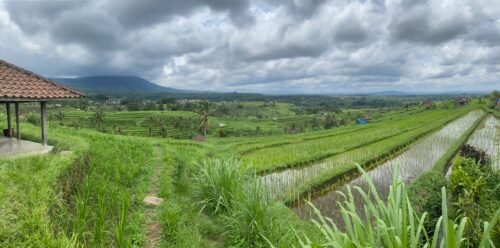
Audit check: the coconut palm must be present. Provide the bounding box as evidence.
[92,109,105,129]
[199,111,209,136]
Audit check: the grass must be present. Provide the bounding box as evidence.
[52,133,155,247]
[0,154,81,247]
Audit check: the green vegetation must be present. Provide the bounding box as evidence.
[1,94,498,247]
[242,108,467,172]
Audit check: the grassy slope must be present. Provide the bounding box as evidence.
[0,116,157,247]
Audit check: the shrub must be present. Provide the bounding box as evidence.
[26,112,40,125]
[194,158,246,215]
[408,171,447,234]
[459,144,490,166]
[450,156,500,246]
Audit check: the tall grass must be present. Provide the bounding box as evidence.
[194,157,246,215]
[58,134,155,247]
[299,166,499,247]
[194,157,297,247]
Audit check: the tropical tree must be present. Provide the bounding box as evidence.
[55,110,65,124]
[145,115,159,136]
[159,125,168,138]
[92,109,105,129]
[199,111,209,136]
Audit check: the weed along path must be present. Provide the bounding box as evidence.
[143,145,164,248]
[292,110,484,224]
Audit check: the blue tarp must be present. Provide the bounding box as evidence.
[357,118,367,124]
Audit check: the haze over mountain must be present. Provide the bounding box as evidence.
[51,76,192,94]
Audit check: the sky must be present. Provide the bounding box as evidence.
[0,0,499,94]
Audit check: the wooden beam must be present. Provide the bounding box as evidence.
[15,102,20,140]
[40,101,47,145]
[6,102,12,137]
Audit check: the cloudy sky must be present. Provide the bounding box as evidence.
[0,0,499,94]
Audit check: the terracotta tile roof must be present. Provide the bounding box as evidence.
[0,59,84,100]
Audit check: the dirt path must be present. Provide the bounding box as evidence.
[144,145,164,248]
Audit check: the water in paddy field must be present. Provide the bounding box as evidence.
[292,110,484,225]
[465,115,500,171]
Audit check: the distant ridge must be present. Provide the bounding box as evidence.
[51,76,192,94]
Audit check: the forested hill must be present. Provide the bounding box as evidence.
[51,76,191,94]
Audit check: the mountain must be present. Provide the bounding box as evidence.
[51,76,190,94]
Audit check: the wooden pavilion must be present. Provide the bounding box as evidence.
[0,59,83,148]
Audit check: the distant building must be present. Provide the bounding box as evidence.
[454,97,469,107]
[421,100,435,109]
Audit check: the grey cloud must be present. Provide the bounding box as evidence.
[390,4,469,44]
[1,0,499,93]
[49,10,123,50]
[3,0,81,33]
[108,0,253,28]
[469,20,500,46]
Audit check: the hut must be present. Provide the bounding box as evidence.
[454,97,469,107]
[1,59,83,156]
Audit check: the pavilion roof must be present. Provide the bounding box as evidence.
[0,59,83,100]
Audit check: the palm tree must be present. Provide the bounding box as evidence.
[56,111,65,124]
[145,115,158,136]
[199,111,209,136]
[92,109,105,129]
[159,125,168,138]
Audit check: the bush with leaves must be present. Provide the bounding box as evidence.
[450,156,500,246]
[459,144,490,166]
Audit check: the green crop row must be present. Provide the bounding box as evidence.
[242,108,468,172]
[284,109,480,204]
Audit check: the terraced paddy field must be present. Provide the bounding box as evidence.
[259,109,476,199]
[58,109,290,138]
[291,110,484,222]
[242,108,461,172]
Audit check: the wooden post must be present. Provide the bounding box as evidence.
[40,101,47,145]
[6,103,12,137]
[15,102,20,140]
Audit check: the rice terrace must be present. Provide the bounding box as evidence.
[1,1,500,247]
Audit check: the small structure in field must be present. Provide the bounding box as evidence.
[421,100,436,109]
[357,118,367,124]
[0,59,83,157]
[192,134,206,142]
[362,114,374,121]
[454,97,469,107]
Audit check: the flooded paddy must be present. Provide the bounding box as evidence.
[291,110,483,223]
[465,115,499,170]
